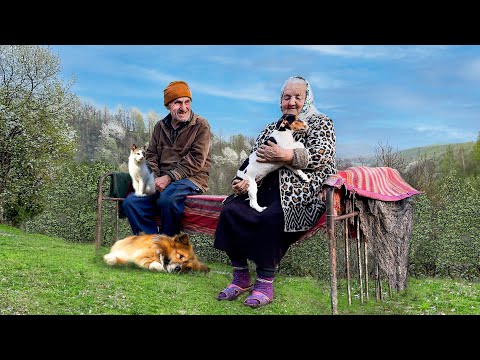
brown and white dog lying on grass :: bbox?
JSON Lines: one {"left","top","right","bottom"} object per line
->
{"left": 103, "top": 233, "right": 210, "bottom": 273}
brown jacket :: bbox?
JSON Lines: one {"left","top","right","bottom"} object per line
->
{"left": 146, "top": 112, "right": 211, "bottom": 193}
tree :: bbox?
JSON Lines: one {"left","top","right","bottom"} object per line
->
{"left": 67, "top": 101, "right": 106, "bottom": 161}
{"left": 146, "top": 110, "right": 160, "bottom": 138}
{"left": 403, "top": 152, "right": 437, "bottom": 197}
{"left": 440, "top": 144, "right": 456, "bottom": 176}
{"left": 336, "top": 158, "right": 354, "bottom": 170}
{"left": 0, "top": 45, "right": 77, "bottom": 224}
{"left": 473, "top": 131, "right": 480, "bottom": 164}
{"left": 373, "top": 140, "right": 407, "bottom": 174}
{"left": 130, "top": 107, "right": 149, "bottom": 146}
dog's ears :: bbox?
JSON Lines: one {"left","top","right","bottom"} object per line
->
{"left": 152, "top": 234, "right": 168, "bottom": 244}
{"left": 276, "top": 118, "right": 286, "bottom": 129}
{"left": 131, "top": 144, "right": 137, "bottom": 151}
{"left": 276, "top": 114, "right": 297, "bottom": 129}
{"left": 175, "top": 233, "right": 190, "bottom": 245}
{"left": 284, "top": 114, "right": 296, "bottom": 123}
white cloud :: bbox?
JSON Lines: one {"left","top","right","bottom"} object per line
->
{"left": 308, "top": 73, "right": 346, "bottom": 89}
{"left": 206, "top": 55, "right": 253, "bottom": 67}
{"left": 126, "top": 66, "right": 175, "bottom": 83}
{"left": 415, "top": 125, "right": 477, "bottom": 141}
{"left": 191, "top": 81, "right": 275, "bottom": 103}
{"left": 115, "top": 64, "right": 277, "bottom": 104}
{"left": 290, "top": 45, "right": 450, "bottom": 60}
{"left": 461, "top": 58, "right": 480, "bottom": 81}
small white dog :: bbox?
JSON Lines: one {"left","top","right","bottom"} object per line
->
{"left": 128, "top": 144, "right": 156, "bottom": 196}
{"left": 236, "top": 114, "right": 310, "bottom": 212}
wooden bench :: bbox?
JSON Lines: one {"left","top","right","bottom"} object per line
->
{"left": 95, "top": 167, "right": 420, "bottom": 314}
{"left": 95, "top": 172, "right": 328, "bottom": 248}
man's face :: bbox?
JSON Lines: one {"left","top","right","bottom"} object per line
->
{"left": 168, "top": 96, "right": 191, "bottom": 123}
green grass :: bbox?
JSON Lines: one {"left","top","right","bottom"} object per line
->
{"left": 1, "top": 224, "right": 479, "bottom": 315}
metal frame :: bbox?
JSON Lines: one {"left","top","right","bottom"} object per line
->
{"left": 325, "top": 186, "right": 389, "bottom": 314}
{"left": 95, "top": 172, "right": 124, "bottom": 251}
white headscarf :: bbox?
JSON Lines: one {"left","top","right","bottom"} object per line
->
{"left": 280, "top": 75, "right": 320, "bottom": 122}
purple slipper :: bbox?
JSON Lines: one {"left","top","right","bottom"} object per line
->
{"left": 243, "top": 290, "right": 273, "bottom": 308}
{"left": 216, "top": 283, "right": 253, "bottom": 301}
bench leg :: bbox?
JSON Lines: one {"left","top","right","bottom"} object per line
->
{"left": 115, "top": 200, "right": 119, "bottom": 244}
{"left": 96, "top": 179, "right": 103, "bottom": 251}
{"left": 326, "top": 187, "right": 338, "bottom": 315}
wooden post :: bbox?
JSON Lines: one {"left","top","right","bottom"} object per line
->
{"left": 95, "top": 173, "right": 112, "bottom": 251}
{"left": 115, "top": 200, "right": 119, "bottom": 244}
{"left": 326, "top": 187, "right": 338, "bottom": 315}
{"left": 356, "top": 216, "right": 364, "bottom": 303}
{"left": 344, "top": 214, "right": 351, "bottom": 305}
{"left": 363, "top": 235, "right": 369, "bottom": 301}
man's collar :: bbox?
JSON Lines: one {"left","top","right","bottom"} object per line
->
{"left": 164, "top": 112, "right": 194, "bottom": 127}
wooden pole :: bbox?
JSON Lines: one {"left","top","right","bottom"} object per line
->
{"left": 326, "top": 187, "right": 338, "bottom": 315}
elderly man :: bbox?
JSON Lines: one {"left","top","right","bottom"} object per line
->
{"left": 122, "top": 80, "right": 212, "bottom": 236}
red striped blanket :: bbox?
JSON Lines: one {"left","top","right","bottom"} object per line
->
{"left": 323, "top": 166, "right": 421, "bottom": 201}
{"left": 182, "top": 194, "right": 326, "bottom": 242}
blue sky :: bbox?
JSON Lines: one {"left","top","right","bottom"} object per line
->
{"left": 50, "top": 45, "right": 480, "bottom": 159}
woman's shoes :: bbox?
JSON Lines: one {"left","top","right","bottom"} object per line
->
{"left": 243, "top": 290, "right": 273, "bottom": 308}
{"left": 216, "top": 283, "right": 253, "bottom": 301}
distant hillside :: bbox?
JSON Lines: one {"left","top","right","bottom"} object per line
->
{"left": 399, "top": 142, "right": 475, "bottom": 163}
{"left": 339, "top": 141, "right": 475, "bottom": 166}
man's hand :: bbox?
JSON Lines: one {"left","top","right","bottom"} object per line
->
{"left": 155, "top": 175, "right": 172, "bottom": 192}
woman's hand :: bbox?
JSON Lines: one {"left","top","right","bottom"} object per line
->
{"left": 232, "top": 178, "right": 249, "bottom": 195}
{"left": 256, "top": 140, "right": 293, "bottom": 164}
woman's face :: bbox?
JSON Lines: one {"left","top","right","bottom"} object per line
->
{"left": 281, "top": 83, "right": 306, "bottom": 116}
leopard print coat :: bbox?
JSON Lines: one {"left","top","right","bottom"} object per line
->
{"left": 251, "top": 112, "right": 336, "bottom": 232}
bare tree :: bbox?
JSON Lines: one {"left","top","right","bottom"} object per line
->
{"left": 146, "top": 110, "right": 160, "bottom": 138}
{"left": 373, "top": 141, "right": 407, "bottom": 174}
{"left": 403, "top": 152, "right": 436, "bottom": 196}
{"left": 356, "top": 155, "right": 369, "bottom": 166}
{"left": 336, "top": 157, "right": 354, "bottom": 170}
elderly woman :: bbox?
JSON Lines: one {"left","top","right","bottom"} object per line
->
{"left": 213, "top": 75, "right": 337, "bottom": 308}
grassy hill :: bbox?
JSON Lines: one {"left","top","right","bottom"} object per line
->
{"left": 399, "top": 141, "right": 475, "bottom": 163}
{"left": 341, "top": 141, "right": 475, "bottom": 166}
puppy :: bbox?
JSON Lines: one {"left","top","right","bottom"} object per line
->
{"left": 128, "top": 144, "right": 156, "bottom": 196}
{"left": 236, "top": 114, "right": 309, "bottom": 212}
{"left": 103, "top": 233, "right": 210, "bottom": 273}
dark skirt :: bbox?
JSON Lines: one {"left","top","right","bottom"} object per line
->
{"left": 213, "top": 170, "right": 306, "bottom": 269}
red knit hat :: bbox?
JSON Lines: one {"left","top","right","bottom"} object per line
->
{"left": 164, "top": 80, "right": 192, "bottom": 106}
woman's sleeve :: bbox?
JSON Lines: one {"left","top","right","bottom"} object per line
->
{"left": 291, "top": 115, "right": 336, "bottom": 170}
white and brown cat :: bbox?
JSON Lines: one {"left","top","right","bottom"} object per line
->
{"left": 128, "top": 144, "right": 156, "bottom": 196}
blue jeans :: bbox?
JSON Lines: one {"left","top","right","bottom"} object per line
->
{"left": 122, "top": 178, "right": 201, "bottom": 236}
